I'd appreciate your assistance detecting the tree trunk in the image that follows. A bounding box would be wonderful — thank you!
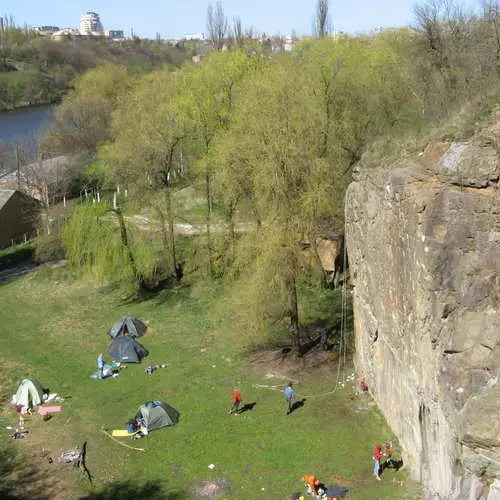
[227,203,236,265]
[287,275,301,353]
[165,188,177,277]
[205,169,213,278]
[114,208,138,279]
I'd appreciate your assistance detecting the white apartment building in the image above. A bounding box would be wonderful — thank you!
[184,32,204,41]
[79,12,103,35]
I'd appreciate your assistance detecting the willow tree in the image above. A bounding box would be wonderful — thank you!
[40,64,131,156]
[214,56,325,352]
[62,201,156,289]
[182,50,258,278]
[99,69,189,280]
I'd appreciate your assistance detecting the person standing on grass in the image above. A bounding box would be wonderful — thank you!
[384,440,394,468]
[97,353,105,379]
[373,443,383,480]
[229,387,242,414]
[284,382,296,415]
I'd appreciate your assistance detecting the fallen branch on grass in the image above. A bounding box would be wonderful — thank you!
[100,429,145,452]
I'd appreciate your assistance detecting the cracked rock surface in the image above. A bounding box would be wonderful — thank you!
[346,138,499,499]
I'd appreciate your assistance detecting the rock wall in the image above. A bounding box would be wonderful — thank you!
[345,137,500,499]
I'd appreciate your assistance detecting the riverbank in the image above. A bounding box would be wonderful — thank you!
[0,70,61,112]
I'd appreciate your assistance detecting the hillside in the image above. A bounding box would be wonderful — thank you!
[0,36,192,110]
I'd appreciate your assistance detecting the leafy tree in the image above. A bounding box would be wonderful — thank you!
[210,57,325,350]
[182,50,258,278]
[99,69,190,280]
[62,201,156,290]
[40,64,131,156]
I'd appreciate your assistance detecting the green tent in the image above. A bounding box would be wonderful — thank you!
[14,379,46,408]
[135,401,179,433]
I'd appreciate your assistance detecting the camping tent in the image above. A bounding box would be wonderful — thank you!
[108,316,147,339]
[13,379,46,408]
[108,336,149,363]
[135,401,179,433]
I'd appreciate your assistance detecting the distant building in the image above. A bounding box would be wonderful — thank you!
[34,26,60,36]
[106,30,124,40]
[0,190,40,249]
[284,36,293,52]
[184,32,204,41]
[51,29,80,41]
[79,12,104,35]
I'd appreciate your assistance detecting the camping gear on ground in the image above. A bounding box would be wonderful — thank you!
[145,364,166,375]
[38,406,61,416]
[101,428,146,452]
[108,316,147,339]
[111,429,138,437]
[12,379,46,409]
[90,361,122,379]
[108,336,149,363]
[11,430,29,439]
[60,447,85,467]
[134,401,179,434]
[324,485,349,498]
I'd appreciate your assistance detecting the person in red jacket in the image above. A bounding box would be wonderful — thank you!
[373,443,383,480]
[229,388,242,414]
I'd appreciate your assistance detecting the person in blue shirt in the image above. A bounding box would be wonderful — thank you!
[97,353,105,379]
[284,382,296,415]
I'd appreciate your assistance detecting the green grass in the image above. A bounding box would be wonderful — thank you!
[0,267,421,499]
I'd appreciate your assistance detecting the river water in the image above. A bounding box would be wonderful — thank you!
[0,105,55,148]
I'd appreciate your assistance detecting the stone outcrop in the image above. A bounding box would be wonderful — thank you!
[345,135,499,499]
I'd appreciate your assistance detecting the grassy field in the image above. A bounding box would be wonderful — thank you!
[0,261,421,499]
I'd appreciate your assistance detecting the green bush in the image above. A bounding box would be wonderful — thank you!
[34,234,65,263]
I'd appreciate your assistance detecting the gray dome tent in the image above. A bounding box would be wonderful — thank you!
[108,316,147,339]
[108,336,149,363]
[13,379,46,408]
[135,401,179,433]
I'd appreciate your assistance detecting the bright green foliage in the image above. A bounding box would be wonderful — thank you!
[41,64,133,155]
[0,70,55,110]
[99,69,192,277]
[61,201,156,289]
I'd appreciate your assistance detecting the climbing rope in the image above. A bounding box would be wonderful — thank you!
[335,226,350,388]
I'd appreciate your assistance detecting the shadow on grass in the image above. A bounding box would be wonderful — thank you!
[0,244,34,272]
[80,479,188,500]
[0,444,54,500]
[289,398,307,415]
[237,402,257,414]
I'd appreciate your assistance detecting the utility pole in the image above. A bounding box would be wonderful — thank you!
[15,143,20,189]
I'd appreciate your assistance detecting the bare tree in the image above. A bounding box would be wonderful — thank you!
[314,0,331,38]
[232,16,244,48]
[206,2,228,51]
[483,1,500,69]
[414,0,450,70]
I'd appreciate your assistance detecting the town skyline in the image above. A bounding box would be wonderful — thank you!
[6,0,420,40]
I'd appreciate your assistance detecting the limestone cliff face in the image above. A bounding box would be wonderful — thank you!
[345,136,499,499]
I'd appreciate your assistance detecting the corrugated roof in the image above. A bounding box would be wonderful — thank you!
[0,189,16,210]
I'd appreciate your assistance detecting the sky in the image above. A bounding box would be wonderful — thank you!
[5,0,420,39]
